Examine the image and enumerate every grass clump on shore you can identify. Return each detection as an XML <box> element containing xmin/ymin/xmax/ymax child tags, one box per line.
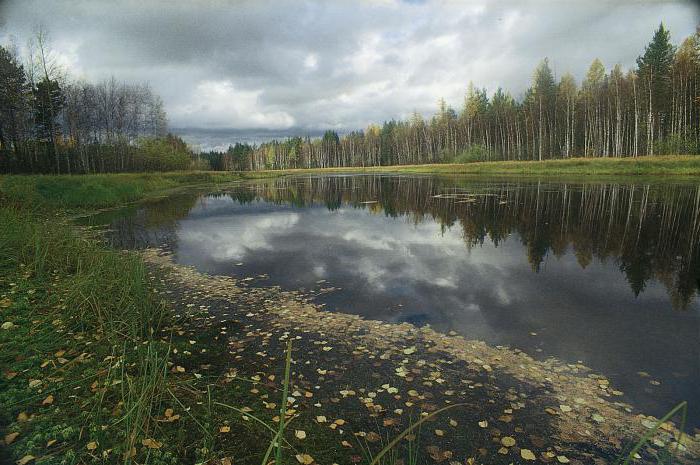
<box><xmin>0</xmin><ymin>206</ymin><xmax>173</xmax><ymax>464</ymax></box>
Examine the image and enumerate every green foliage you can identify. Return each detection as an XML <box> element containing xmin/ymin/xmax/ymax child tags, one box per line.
<box><xmin>452</xmin><ymin>144</ymin><xmax>489</xmax><ymax>163</ymax></box>
<box><xmin>654</xmin><ymin>134</ymin><xmax>699</xmax><ymax>155</ymax></box>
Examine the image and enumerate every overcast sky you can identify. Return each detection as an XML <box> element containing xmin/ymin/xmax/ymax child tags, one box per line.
<box><xmin>1</xmin><ymin>0</ymin><xmax>698</xmax><ymax>149</ymax></box>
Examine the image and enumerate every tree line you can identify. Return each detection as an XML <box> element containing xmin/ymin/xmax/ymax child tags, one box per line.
<box><xmin>207</xmin><ymin>23</ymin><xmax>699</xmax><ymax>171</ymax></box>
<box><xmin>0</xmin><ymin>29</ymin><xmax>194</xmax><ymax>174</ymax></box>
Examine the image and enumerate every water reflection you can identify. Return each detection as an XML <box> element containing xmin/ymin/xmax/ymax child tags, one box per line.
<box><xmin>94</xmin><ymin>175</ymin><xmax>700</xmax><ymax>427</ymax></box>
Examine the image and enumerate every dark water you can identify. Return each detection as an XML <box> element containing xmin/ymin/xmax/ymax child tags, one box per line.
<box><xmin>87</xmin><ymin>175</ymin><xmax>700</xmax><ymax>428</ymax></box>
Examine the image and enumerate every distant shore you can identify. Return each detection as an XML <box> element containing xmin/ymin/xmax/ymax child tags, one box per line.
<box><xmin>255</xmin><ymin>155</ymin><xmax>700</xmax><ymax>178</ymax></box>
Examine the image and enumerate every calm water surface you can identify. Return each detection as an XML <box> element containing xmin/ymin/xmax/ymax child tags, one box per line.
<box><xmin>89</xmin><ymin>175</ymin><xmax>700</xmax><ymax>428</ymax></box>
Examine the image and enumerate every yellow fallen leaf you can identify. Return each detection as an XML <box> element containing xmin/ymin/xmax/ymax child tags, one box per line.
<box><xmin>501</xmin><ymin>436</ymin><xmax>516</xmax><ymax>447</ymax></box>
<box><xmin>403</xmin><ymin>347</ymin><xmax>416</xmax><ymax>355</ymax></box>
<box><xmin>295</xmin><ymin>453</ymin><xmax>314</xmax><ymax>464</ymax></box>
<box><xmin>221</xmin><ymin>458</ymin><xmax>232</xmax><ymax>465</ymax></box>
<box><xmin>449</xmin><ymin>419</ymin><xmax>458</xmax><ymax>427</ymax></box>
<box><xmin>521</xmin><ymin>449</ymin><xmax>536</xmax><ymax>461</ymax></box>
<box><xmin>316</xmin><ymin>415</ymin><xmax>327</xmax><ymax>423</ymax></box>
<box><xmin>4</xmin><ymin>432</ymin><xmax>19</xmax><ymax>445</ymax></box>
<box><xmin>42</xmin><ymin>394</ymin><xmax>54</xmax><ymax>405</ymax></box>
<box><xmin>219</xmin><ymin>425</ymin><xmax>231</xmax><ymax>433</ymax></box>
<box><xmin>17</xmin><ymin>412</ymin><xmax>29</xmax><ymax>422</ymax></box>
<box><xmin>141</xmin><ymin>438</ymin><xmax>162</xmax><ymax>449</ymax></box>
<box><xmin>17</xmin><ymin>455</ymin><xmax>35</xmax><ymax>465</ymax></box>
<box><xmin>164</xmin><ymin>408</ymin><xmax>174</xmax><ymax>418</ymax></box>
<box><xmin>557</xmin><ymin>456</ymin><xmax>570</xmax><ymax>463</ymax></box>
<box><xmin>86</xmin><ymin>441</ymin><xmax>98</xmax><ymax>450</ymax></box>
<box><xmin>295</xmin><ymin>430</ymin><xmax>306</xmax><ymax>439</ymax></box>
<box><xmin>478</xmin><ymin>420</ymin><xmax>488</xmax><ymax>428</ymax></box>
<box><xmin>46</xmin><ymin>439</ymin><xmax>57</xmax><ymax>447</ymax></box>
<box><xmin>435</xmin><ymin>429</ymin><xmax>444</xmax><ymax>436</ymax></box>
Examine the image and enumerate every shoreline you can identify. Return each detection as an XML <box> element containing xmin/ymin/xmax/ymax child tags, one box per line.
<box><xmin>142</xmin><ymin>247</ymin><xmax>700</xmax><ymax>464</ymax></box>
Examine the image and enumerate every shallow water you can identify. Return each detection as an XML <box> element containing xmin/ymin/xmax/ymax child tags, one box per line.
<box><xmin>87</xmin><ymin>174</ymin><xmax>700</xmax><ymax>429</ymax></box>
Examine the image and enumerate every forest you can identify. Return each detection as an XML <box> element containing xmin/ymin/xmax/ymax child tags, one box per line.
<box><xmin>205</xmin><ymin>24</ymin><xmax>700</xmax><ymax>171</ymax></box>
<box><xmin>0</xmin><ymin>30</ymin><xmax>195</xmax><ymax>174</ymax></box>
<box><xmin>2</xmin><ymin>24</ymin><xmax>699</xmax><ymax>174</ymax></box>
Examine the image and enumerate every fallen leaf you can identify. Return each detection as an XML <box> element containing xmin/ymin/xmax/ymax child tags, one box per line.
<box><xmin>478</xmin><ymin>420</ymin><xmax>488</xmax><ymax>428</ymax></box>
<box><xmin>434</xmin><ymin>429</ymin><xmax>444</xmax><ymax>436</ymax></box>
<box><xmin>17</xmin><ymin>455</ymin><xmax>35</xmax><ymax>465</ymax></box>
<box><xmin>86</xmin><ymin>441</ymin><xmax>98</xmax><ymax>450</ymax></box>
<box><xmin>4</xmin><ymin>432</ymin><xmax>19</xmax><ymax>445</ymax></box>
<box><xmin>141</xmin><ymin>438</ymin><xmax>162</xmax><ymax>449</ymax></box>
<box><xmin>46</xmin><ymin>439</ymin><xmax>57</xmax><ymax>447</ymax></box>
<box><xmin>295</xmin><ymin>453</ymin><xmax>314</xmax><ymax>464</ymax></box>
<box><xmin>42</xmin><ymin>395</ymin><xmax>54</xmax><ymax>405</ymax></box>
<box><xmin>521</xmin><ymin>449</ymin><xmax>536</xmax><ymax>461</ymax></box>
<box><xmin>219</xmin><ymin>425</ymin><xmax>231</xmax><ymax>433</ymax></box>
<box><xmin>403</xmin><ymin>347</ymin><xmax>416</xmax><ymax>355</ymax></box>
<box><xmin>501</xmin><ymin>436</ymin><xmax>516</xmax><ymax>447</ymax></box>
<box><xmin>557</xmin><ymin>456</ymin><xmax>570</xmax><ymax>463</ymax></box>
<box><xmin>295</xmin><ymin>430</ymin><xmax>306</xmax><ymax>439</ymax></box>
<box><xmin>316</xmin><ymin>415</ymin><xmax>327</xmax><ymax>423</ymax></box>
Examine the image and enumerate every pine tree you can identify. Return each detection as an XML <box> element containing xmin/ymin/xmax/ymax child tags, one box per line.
<box><xmin>637</xmin><ymin>23</ymin><xmax>676</xmax><ymax>154</ymax></box>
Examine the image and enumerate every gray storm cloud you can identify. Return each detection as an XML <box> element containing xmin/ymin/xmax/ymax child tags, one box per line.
<box><xmin>1</xmin><ymin>0</ymin><xmax>698</xmax><ymax>144</ymax></box>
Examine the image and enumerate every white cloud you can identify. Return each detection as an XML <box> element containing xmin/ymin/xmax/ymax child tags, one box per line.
<box><xmin>171</xmin><ymin>80</ymin><xmax>295</xmax><ymax>129</ymax></box>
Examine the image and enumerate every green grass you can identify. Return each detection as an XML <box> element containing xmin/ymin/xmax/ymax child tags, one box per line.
<box><xmin>0</xmin><ymin>171</ymin><xmax>280</xmax><ymax>211</ymax></box>
<box><xmin>255</xmin><ymin>155</ymin><xmax>700</xmax><ymax>178</ymax></box>
<box><xmin>0</xmin><ymin>206</ymin><xmax>173</xmax><ymax>464</ymax></box>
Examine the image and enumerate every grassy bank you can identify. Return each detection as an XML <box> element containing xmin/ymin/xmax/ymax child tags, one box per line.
<box><xmin>0</xmin><ymin>172</ymin><xmax>284</xmax><ymax>464</ymax></box>
<box><xmin>0</xmin><ymin>171</ymin><xmax>281</xmax><ymax>211</ymax></box>
<box><xmin>0</xmin><ymin>206</ymin><xmax>173</xmax><ymax>464</ymax></box>
<box><xmin>255</xmin><ymin>155</ymin><xmax>700</xmax><ymax>178</ymax></box>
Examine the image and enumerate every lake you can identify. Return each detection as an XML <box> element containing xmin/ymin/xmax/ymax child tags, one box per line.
<box><xmin>87</xmin><ymin>174</ymin><xmax>700</xmax><ymax>429</ymax></box>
